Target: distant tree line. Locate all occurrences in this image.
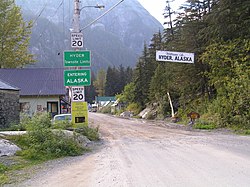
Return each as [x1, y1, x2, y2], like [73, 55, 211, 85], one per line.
[93, 65, 133, 97]
[117, 0, 250, 128]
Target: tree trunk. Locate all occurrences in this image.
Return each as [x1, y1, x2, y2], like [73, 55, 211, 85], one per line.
[167, 92, 175, 117]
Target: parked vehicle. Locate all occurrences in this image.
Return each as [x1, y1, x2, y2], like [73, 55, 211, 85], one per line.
[52, 114, 71, 123]
[91, 104, 98, 112]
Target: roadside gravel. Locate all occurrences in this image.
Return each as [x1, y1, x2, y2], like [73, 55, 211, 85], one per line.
[2, 114, 249, 187]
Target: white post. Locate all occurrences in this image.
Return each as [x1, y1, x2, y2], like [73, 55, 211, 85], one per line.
[73, 0, 80, 33]
[167, 92, 175, 118]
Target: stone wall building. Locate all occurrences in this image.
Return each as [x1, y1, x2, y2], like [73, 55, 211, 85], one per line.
[0, 79, 20, 129]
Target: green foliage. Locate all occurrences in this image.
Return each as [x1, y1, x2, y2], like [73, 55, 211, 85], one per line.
[94, 69, 106, 96]
[0, 174, 8, 185]
[193, 121, 217, 130]
[201, 0, 250, 41]
[15, 132, 84, 161]
[133, 38, 160, 108]
[25, 113, 51, 131]
[11, 113, 85, 161]
[75, 126, 99, 141]
[0, 0, 35, 68]
[126, 102, 142, 115]
[242, 130, 250, 135]
[116, 82, 136, 104]
[201, 39, 250, 128]
[0, 163, 8, 174]
[124, 0, 250, 130]
[52, 120, 73, 130]
[104, 65, 133, 96]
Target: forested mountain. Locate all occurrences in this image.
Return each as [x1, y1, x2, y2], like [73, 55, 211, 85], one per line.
[117, 0, 250, 129]
[15, 0, 163, 71]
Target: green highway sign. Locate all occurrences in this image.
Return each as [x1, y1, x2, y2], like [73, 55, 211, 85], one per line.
[64, 51, 91, 67]
[64, 69, 91, 86]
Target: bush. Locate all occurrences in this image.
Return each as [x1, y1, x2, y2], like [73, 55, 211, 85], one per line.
[25, 113, 51, 131]
[0, 163, 8, 174]
[75, 126, 99, 141]
[11, 113, 85, 161]
[126, 103, 141, 115]
[52, 120, 73, 130]
[193, 121, 217, 130]
[14, 131, 85, 160]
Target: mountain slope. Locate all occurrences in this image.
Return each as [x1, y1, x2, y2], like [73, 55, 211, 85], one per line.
[16, 0, 164, 71]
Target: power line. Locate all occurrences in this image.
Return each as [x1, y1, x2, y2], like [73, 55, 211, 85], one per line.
[80, 0, 125, 31]
[33, 3, 48, 24]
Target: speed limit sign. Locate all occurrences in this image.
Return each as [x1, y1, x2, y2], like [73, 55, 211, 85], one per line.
[71, 87, 85, 102]
[71, 32, 83, 48]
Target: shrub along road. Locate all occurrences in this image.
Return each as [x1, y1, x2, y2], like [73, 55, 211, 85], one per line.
[18, 113, 250, 187]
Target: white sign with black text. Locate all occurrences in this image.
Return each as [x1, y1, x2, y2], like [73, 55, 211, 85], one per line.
[71, 87, 85, 102]
[156, 50, 194, 64]
[71, 32, 83, 48]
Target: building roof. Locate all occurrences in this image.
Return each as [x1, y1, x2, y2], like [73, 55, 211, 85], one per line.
[0, 68, 65, 96]
[0, 79, 19, 91]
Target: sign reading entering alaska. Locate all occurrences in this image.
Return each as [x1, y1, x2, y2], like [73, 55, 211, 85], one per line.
[156, 51, 194, 64]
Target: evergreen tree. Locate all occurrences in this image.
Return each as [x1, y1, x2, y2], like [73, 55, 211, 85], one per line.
[93, 69, 106, 96]
[117, 64, 126, 93]
[85, 72, 97, 103]
[133, 44, 150, 108]
[0, 0, 34, 68]
[104, 66, 115, 96]
[201, 39, 250, 127]
[200, 0, 250, 42]
[133, 58, 146, 107]
[125, 66, 133, 84]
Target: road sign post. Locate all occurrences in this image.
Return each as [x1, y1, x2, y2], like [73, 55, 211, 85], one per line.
[64, 51, 91, 67]
[71, 87, 85, 102]
[64, 69, 91, 87]
[71, 32, 83, 48]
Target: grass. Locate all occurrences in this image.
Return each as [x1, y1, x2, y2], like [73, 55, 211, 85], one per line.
[0, 163, 8, 184]
[243, 130, 250, 135]
[0, 112, 100, 185]
[233, 129, 250, 136]
[193, 121, 217, 130]
[0, 156, 41, 185]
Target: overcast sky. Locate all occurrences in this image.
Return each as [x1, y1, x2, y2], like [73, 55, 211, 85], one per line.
[137, 0, 186, 25]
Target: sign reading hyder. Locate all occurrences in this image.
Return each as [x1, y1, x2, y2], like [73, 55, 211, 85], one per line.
[156, 51, 194, 64]
[64, 51, 91, 67]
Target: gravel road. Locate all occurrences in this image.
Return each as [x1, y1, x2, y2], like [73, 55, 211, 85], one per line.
[15, 113, 250, 187]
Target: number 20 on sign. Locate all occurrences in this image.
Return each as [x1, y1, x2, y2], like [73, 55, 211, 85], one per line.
[71, 32, 83, 48]
[71, 87, 85, 102]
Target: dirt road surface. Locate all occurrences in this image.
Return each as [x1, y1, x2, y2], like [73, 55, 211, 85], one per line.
[18, 113, 250, 187]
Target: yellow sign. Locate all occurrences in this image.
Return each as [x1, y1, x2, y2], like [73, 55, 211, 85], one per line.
[71, 102, 88, 127]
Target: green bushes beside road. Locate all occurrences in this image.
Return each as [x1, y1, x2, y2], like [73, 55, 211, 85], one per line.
[0, 113, 99, 185]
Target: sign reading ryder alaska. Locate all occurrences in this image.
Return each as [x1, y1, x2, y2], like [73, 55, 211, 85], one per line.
[64, 51, 91, 67]
[64, 69, 91, 86]
[156, 50, 194, 64]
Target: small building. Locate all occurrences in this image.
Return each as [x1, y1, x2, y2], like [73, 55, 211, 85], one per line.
[0, 79, 20, 128]
[0, 68, 69, 118]
[95, 96, 116, 108]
